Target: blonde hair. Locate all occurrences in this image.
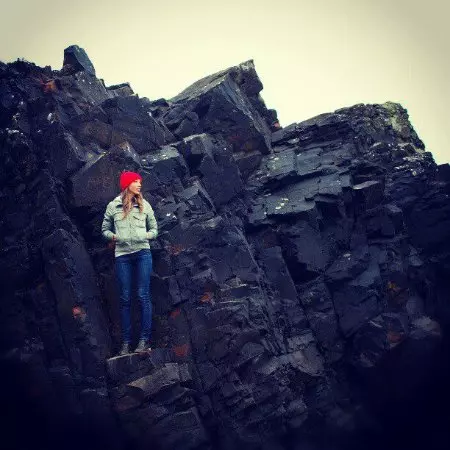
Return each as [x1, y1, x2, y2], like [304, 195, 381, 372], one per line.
[120, 187, 144, 219]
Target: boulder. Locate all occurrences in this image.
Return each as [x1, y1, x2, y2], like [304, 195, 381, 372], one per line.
[63, 45, 96, 76]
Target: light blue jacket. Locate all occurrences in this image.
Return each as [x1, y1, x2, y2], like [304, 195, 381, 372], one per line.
[101, 194, 158, 257]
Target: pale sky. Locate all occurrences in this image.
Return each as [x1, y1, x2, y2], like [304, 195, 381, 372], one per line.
[1, 0, 449, 164]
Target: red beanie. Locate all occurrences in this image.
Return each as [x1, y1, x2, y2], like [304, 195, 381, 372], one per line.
[119, 171, 142, 191]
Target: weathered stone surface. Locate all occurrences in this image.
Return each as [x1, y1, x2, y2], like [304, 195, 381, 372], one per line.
[63, 45, 96, 76]
[101, 95, 166, 153]
[2, 46, 450, 450]
[164, 62, 273, 155]
[41, 227, 112, 375]
[142, 144, 189, 183]
[106, 82, 134, 97]
[352, 180, 385, 211]
[105, 348, 174, 384]
[68, 143, 141, 208]
[126, 363, 182, 399]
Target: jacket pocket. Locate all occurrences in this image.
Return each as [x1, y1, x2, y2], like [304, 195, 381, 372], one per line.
[133, 214, 147, 242]
[113, 211, 126, 225]
[136, 229, 149, 242]
[133, 213, 146, 228]
[113, 212, 129, 242]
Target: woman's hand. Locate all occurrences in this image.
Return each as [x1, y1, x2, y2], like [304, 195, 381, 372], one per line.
[108, 235, 117, 250]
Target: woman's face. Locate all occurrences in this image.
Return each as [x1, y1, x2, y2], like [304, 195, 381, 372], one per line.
[128, 179, 142, 195]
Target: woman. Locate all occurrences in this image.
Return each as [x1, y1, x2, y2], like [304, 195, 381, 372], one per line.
[101, 171, 158, 356]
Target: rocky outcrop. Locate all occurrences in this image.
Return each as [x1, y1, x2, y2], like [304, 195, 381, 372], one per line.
[1, 45, 450, 450]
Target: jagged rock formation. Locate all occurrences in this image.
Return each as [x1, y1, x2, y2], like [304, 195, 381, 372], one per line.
[1, 45, 450, 450]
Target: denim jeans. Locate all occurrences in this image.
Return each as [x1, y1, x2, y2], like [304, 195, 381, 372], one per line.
[115, 248, 153, 343]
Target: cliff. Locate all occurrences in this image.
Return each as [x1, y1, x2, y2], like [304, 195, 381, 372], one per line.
[1, 45, 450, 450]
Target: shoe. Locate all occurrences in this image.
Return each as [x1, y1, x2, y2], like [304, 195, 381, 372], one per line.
[135, 339, 151, 353]
[119, 342, 130, 356]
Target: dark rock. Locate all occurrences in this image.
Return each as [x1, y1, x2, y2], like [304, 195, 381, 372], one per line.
[437, 163, 450, 182]
[106, 82, 134, 97]
[45, 126, 88, 180]
[41, 228, 112, 374]
[142, 144, 189, 184]
[2, 46, 450, 450]
[63, 45, 96, 76]
[126, 363, 182, 400]
[352, 180, 385, 211]
[68, 143, 142, 209]
[56, 72, 112, 109]
[164, 62, 272, 155]
[331, 253, 382, 337]
[196, 137, 244, 207]
[101, 95, 166, 153]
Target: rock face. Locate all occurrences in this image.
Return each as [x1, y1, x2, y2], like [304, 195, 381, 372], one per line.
[1, 46, 450, 450]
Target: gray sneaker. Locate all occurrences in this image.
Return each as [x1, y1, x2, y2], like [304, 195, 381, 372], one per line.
[119, 342, 130, 356]
[135, 339, 151, 353]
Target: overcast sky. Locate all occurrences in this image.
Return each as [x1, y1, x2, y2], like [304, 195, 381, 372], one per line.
[1, 0, 448, 164]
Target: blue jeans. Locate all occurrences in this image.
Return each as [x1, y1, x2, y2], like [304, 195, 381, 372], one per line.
[115, 249, 153, 343]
